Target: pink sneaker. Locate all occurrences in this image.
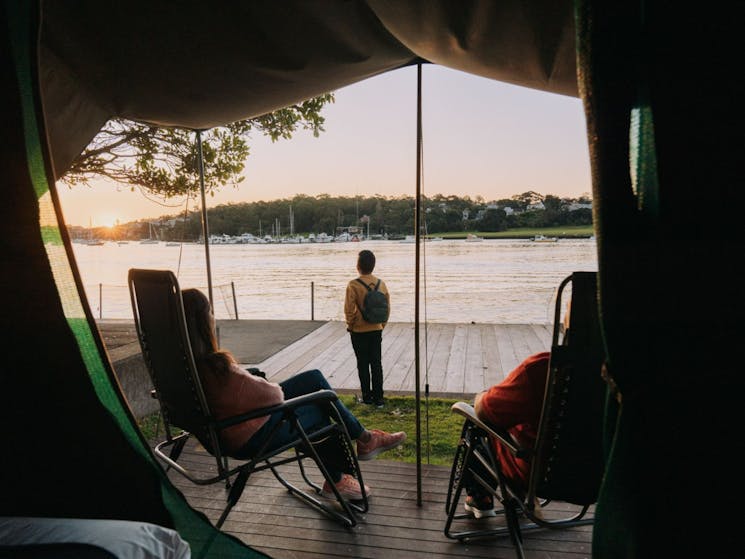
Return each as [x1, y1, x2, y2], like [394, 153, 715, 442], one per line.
[357, 429, 407, 461]
[321, 473, 370, 500]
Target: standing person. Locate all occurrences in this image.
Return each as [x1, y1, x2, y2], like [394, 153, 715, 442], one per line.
[345, 249, 390, 407]
[181, 288, 406, 500]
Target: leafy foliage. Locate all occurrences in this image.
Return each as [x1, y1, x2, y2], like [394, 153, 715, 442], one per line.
[62, 94, 335, 198]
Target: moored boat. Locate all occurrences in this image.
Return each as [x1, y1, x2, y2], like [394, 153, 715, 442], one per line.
[532, 234, 558, 243]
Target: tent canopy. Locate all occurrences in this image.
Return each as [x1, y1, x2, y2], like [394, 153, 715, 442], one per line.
[39, 0, 577, 178]
[4, 2, 744, 557]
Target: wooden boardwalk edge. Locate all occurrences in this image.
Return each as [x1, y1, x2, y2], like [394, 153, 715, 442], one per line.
[251, 321, 552, 399]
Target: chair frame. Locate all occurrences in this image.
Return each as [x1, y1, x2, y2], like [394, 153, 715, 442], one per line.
[128, 268, 368, 529]
[444, 272, 605, 558]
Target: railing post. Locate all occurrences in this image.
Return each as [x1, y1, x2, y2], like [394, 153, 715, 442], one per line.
[99, 283, 103, 319]
[311, 281, 314, 321]
[231, 281, 238, 320]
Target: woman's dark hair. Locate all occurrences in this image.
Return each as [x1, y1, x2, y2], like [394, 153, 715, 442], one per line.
[357, 250, 376, 274]
[181, 288, 235, 377]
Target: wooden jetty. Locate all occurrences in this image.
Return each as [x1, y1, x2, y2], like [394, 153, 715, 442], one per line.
[241, 321, 552, 399]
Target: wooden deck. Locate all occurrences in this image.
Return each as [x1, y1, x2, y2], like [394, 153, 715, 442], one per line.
[245, 321, 553, 399]
[106, 320, 590, 558]
[172, 439, 593, 559]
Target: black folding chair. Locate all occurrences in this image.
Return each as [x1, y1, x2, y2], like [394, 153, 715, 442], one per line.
[128, 268, 368, 529]
[444, 271, 606, 558]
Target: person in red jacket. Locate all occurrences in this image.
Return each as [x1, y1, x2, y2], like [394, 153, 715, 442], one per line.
[464, 352, 551, 518]
[464, 300, 576, 518]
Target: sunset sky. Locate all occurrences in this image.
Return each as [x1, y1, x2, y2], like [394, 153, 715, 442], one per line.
[57, 65, 592, 228]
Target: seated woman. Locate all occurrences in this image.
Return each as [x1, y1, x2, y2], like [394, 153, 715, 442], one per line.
[181, 288, 406, 500]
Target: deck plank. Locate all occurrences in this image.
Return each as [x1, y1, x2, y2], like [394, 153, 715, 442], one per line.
[482, 324, 504, 387]
[463, 325, 485, 392]
[443, 324, 469, 394]
[422, 323, 455, 396]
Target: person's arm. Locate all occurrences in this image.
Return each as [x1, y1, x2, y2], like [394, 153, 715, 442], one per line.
[382, 280, 390, 329]
[344, 281, 358, 331]
[473, 390, 487, 418]
[232, 364, 283, 409]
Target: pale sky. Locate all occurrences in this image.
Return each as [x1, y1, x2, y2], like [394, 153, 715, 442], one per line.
[57, 65, 592, 228]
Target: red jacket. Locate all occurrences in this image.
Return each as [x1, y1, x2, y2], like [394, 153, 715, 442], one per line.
[477, 352, 550, 486]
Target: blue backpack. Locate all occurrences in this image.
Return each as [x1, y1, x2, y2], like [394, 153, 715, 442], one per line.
[356, 278, 389, 323]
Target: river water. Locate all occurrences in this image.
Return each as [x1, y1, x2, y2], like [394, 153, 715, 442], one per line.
[72, 238, 597, 324]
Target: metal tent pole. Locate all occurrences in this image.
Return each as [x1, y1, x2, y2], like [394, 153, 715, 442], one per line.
[414, 62, 423, 506]
[196, 129, 214, 308]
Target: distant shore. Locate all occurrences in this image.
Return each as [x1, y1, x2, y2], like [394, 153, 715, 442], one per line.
[411, 225, 594, 240]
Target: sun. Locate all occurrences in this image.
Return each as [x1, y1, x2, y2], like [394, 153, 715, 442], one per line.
[95, 214, 119, 228]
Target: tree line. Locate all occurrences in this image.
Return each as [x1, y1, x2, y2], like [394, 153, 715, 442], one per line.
[76, 191, 592, 242]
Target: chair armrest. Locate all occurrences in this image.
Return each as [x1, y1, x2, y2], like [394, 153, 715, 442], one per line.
[451, 402, 532, 460]
[216, 389, 339, 429]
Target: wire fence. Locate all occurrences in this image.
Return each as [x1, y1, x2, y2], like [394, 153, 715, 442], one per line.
[85, 281, 327, 321]
[84, 280, 559, 324]
[87, 282, 240, 320]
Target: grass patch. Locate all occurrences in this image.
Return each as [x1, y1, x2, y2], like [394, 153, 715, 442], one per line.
[137, 412, 164, 442]
[338, 394, 465, 466]
[137, 395, 467, 467]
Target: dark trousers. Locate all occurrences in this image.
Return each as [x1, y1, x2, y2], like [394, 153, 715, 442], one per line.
[350, 330, 383, 402]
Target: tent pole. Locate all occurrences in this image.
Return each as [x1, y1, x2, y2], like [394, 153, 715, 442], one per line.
[196, 129, 214, 307]
[414, 62, 423, 506]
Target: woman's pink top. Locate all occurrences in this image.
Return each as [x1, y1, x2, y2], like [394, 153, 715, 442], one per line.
[201, 363, 283, 453]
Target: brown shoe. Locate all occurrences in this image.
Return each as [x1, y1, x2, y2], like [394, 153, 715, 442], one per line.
[321, 473, 370, 500]
[357, 429, 406, 460]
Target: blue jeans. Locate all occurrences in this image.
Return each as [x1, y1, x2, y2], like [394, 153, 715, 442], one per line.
[236, 369, 364, 481]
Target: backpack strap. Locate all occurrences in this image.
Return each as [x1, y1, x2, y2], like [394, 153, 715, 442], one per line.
[356, 278, 381, 291]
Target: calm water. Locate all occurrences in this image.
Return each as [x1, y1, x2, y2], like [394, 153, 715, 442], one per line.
[73, 239, 597, 324]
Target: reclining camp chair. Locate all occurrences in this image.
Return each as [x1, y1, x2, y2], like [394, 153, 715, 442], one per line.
[444, 271, 606, 558]
[128, 268, 368, 529]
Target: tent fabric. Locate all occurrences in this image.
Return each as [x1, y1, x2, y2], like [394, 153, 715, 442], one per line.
[2, 2, 266, 556]
[577, 1, 745, 556]
[4, 1, 745, 557]
[38, 0, 578, 179]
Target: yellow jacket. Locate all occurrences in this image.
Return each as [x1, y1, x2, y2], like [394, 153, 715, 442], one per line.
[345, 273, 390, 332]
